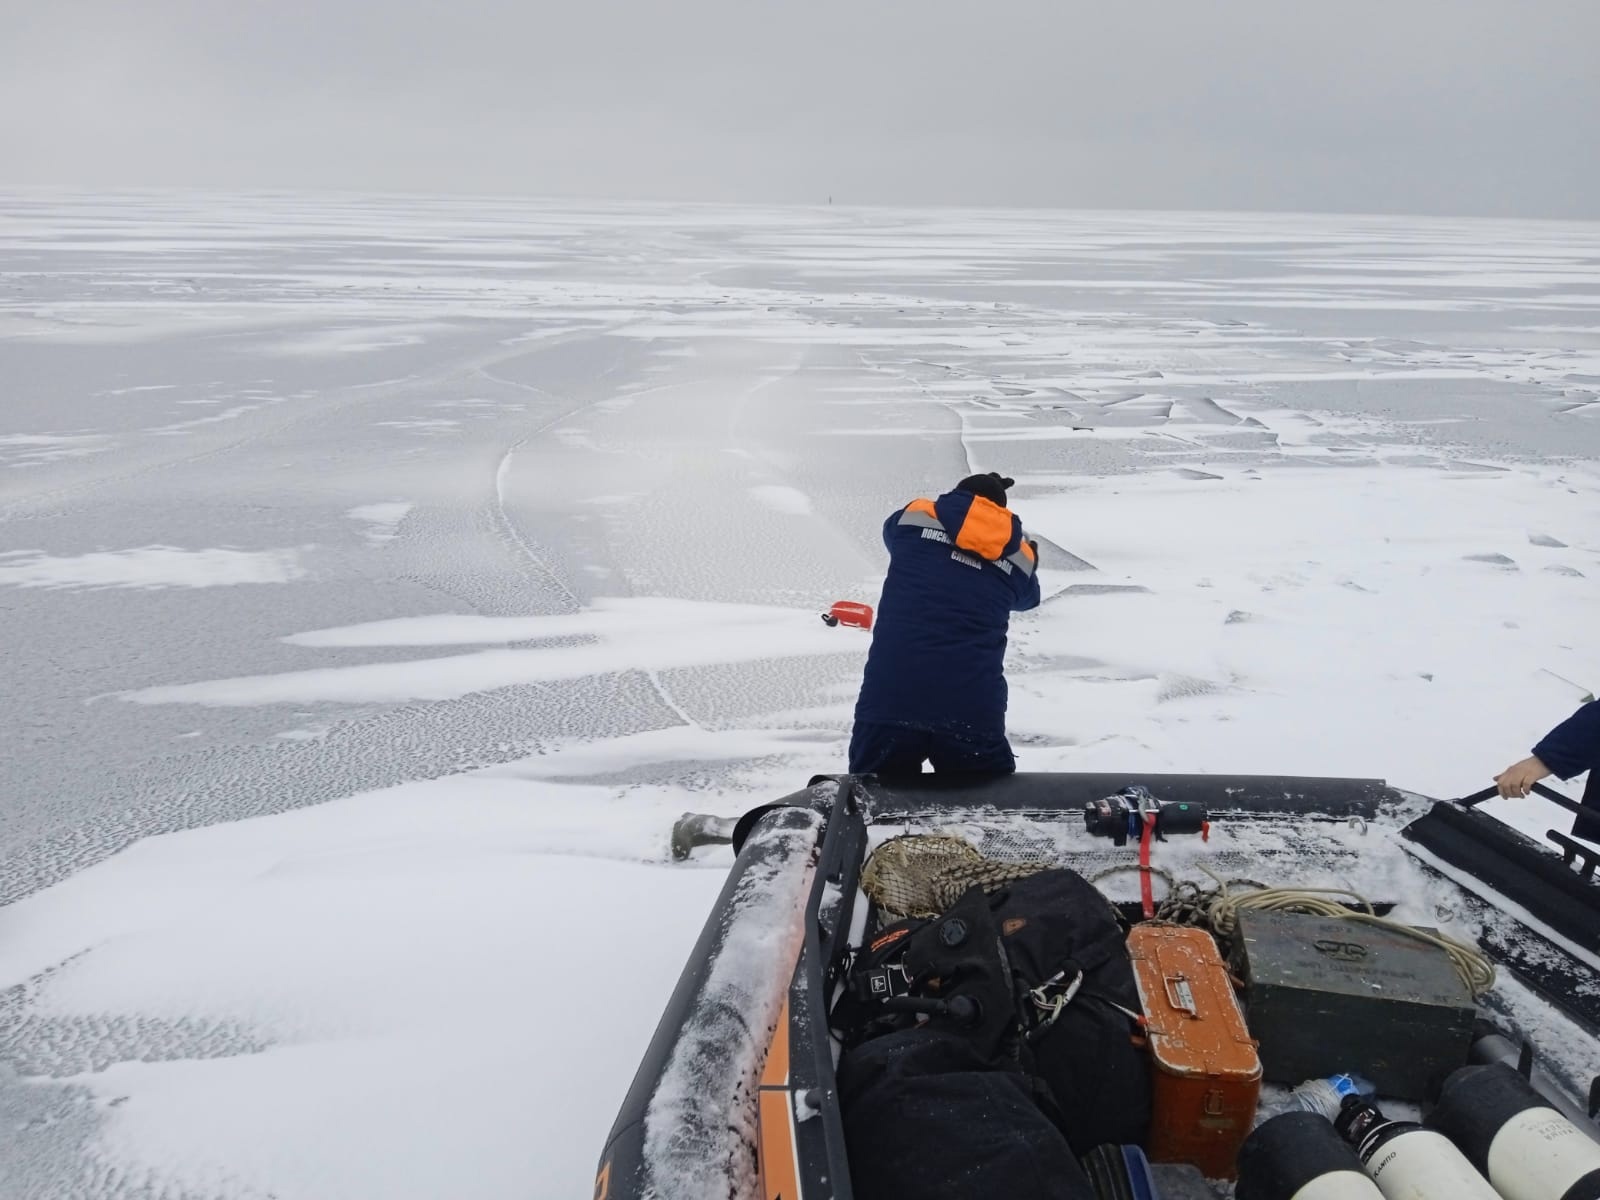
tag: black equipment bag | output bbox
[986,869,1154,1154]
[838,1023,1096,1200]
[832,886,1022,1061]
[835,886,1097,1198]
[828,914,929,1047]
[833,869,1152,1158]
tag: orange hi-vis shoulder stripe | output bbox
[956,496,1013,560]
[906,497,938,519]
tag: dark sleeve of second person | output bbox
[1534,700,1600,779]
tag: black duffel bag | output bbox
[838,1027,1096,1200]
[989,868,1153,1155]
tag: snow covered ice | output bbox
[1,191,1599,1198]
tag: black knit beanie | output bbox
[955,472,1015,506]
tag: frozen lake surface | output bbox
[2,192,1598,1198]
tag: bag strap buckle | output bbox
[859,960,915,1003]
[1027,967,1084,1032]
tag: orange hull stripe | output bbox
[956,497,1012,560]
[757,998,799,1198]
[759,1000,791,1088]
[759,1089,801,1200]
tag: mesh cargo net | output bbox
[860,833,1056,918]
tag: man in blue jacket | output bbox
[849,472,1040,775]
[1495,700,1600,841]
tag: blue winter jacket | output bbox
[1534,701,1600,780]
[853,489,1041,735]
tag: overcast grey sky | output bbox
[2,0,1596,218]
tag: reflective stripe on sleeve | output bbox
[1003,533,1036,577]
[1006,548,1036,577]
[896,498,944,529]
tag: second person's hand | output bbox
[1494,755,1551,798]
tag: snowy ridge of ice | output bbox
[345,501,413,544]
[118,598,863,707]
[0,545,308,590]
[281,597,844,649]
[641,807,822,1200]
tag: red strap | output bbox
[1139,812,1157,919]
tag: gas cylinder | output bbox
[1237,1111,1385,1200]
[1333,1093,1501,1200]
[1427,1064,1600,1200]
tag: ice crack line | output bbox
[477,361,701,730]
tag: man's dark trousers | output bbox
[848,720,1016,775]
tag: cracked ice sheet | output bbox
[6,194,1600,1200]
[0,732,841,1200]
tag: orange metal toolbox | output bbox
[1127,924,1262,1180]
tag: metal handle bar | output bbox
[1455,782,1586,817]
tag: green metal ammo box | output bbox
[1229,909,1476,1099]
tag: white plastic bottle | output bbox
[1292,1075,1370,1118]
